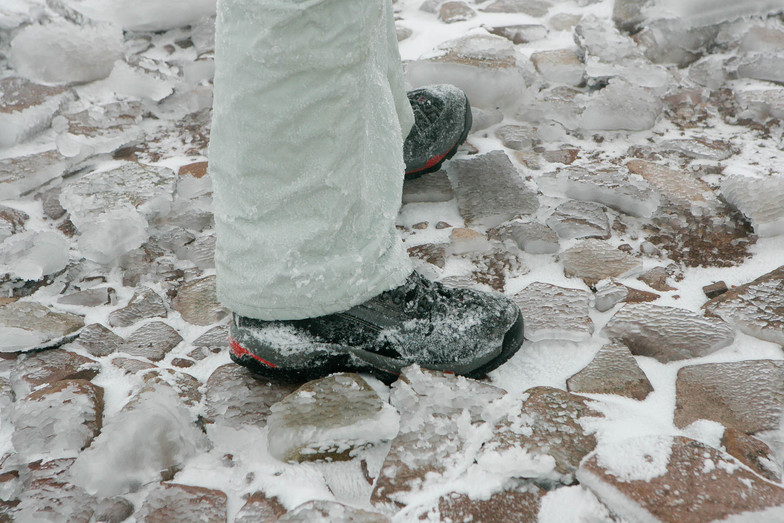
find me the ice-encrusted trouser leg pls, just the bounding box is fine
[209,0,415,320]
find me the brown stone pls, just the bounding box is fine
[512,283,593,342]
[137,483,227,523]
[111,357,157,374]
[234,492,286,523]
[675,360,784,434]
[435,486,545,523]
[542,148,579,164]
[622,285,660,304]
[172,276,228,327]
[11,349,99,397]
[407,243,447,269]
[121,321,182,362]
[412,221,428,230]
[578,436,784,523]
[722,428,782,482]
[0,301,84,353]
[193,324,229,350]
[108,289,167,328]
[438,1,475,23]
[279,500,389,522]
[171,358,194,368]
[637,266,676,291]
[567,342,653,400]
[12,458,97,523]
[562,239,642,285]
[72,323,123,357]
[703,280,728,299]
[626,160,713,209]
[178,161,208,178]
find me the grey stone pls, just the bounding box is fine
[438,1,475,23]
[546,200,610,240]
[494,125,539,150]
[192,325,229,350]
[10,349,100,398]
[612,0,647,32]
[634,19,718,67]
[449,150,539,227]
[121,322,182,362]
[402,170,454,204]
[172,276,227,327]
[0,301,84,353]
[561,239,643,284]
[594,283,629,312]
[512,283,593,342]
[108,289,167,328]
[659,138,734,160]
[603,303,735,363]
[735,88,784,122]
[91,497,134,523]
[58,287,116,307]
[567,342,653,400]
[178,234,215,270]
[737,53,784,85]
[72,323,123,357]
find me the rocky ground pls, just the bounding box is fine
[2,0,784,521]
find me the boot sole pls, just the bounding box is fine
[230,310,524,384]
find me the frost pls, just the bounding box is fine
[512,283,594,342]
[595,436,673,482]
[0,231,69,281]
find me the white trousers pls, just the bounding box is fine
[209,0,414,320]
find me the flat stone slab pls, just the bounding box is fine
[659,138,734,160]
[531,49,585,86]
[675,360,784,434]
[172,275,227,327]
[488,24,548,44]
[449,150,539,227]
[11,349,100,398]
[578,436,784,523]
[722,428,782,483]
[546,200,610,240]
[266,373,399,462]
[0,302,84,353]
[494,125,539,150]
[493,221,559,254]
[567,342,653,400]
[234,492,286,523]
[72,323,124,357]
[512,283,594,342]
[0,77,71,150]
[280,500,389,523]
[137,483,227,523]
[602,303,735,362]
[121,321,182,362]
[703,265,784,344]
[721,175,784,237]
[108,289,167,328]
[433,486,545,522]
[562,239,643,284]
[626,160,715,211]
[481,0,551,16]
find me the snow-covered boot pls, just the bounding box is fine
[229,272,523,383]
[404,85,472,179]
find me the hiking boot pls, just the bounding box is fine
[229,272,523,383]
[404,84,472,179]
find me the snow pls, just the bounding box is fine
[65,0,217,32]
[76,206,149,264]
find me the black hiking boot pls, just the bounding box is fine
[229,272,523,383]
[404,84,472,179]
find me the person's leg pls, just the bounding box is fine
[210,0,412,321]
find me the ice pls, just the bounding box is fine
[0,150,70,199]
[735,88,784,122]
[493,221,560,254]
[0,302,84,353]
[67,0,217,31]
[530,50,585,86]
[512,283,594,342]
[53,102,144,160]
[562,240,644,284]
[580,79,663,131]
[546,200,610,240]
[487,24,549,44]
[406,34,533,110]
[69,383,208,497]
[76,206,149,264]
[191,15,216,55]
[737,54,784,85]
[688,55,728,89]
[0,77,73,148]
[633,19,719,67]
[9,21,123,85]
[645,0,784,28]
[0,230,69,281]
[401,170,454,204]
[99,61,175,102]
[538,485,615,523]
[721,175,784,237]
[494,124,539,150]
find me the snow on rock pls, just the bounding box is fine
[430,486,545,523]
[449,150,539,227]
[721,175,784,238]
[98,61,175,102]
[0,230,69,281]
[67,0,216,31]
[658,138,734,161]
[675,360,784,434]
[91,496,135,523]
[735,88,784,122]
[487,24,549,45]
[645,0,784,28]
[53,102,144,160]
[626,160,717,213]
[10,459,98,523]
[203,364,297,428]
[9,21,122,85]
[266,373,399,463]
[530,49,585,86]
[577,435,784,523]
[402,170,454,204]
[566,342,653,400]
[480,0,550,16]
[121,321,182,362]
[58,286,116,307]
[69,383,208,497]
[0,77,72,148]
[279,500,390,523]
[11,379,103,461]
[546,200,610,240]
[704,265,784,344]
[438,1,475,24]
[107,288,167,328]
[0,205,27,243]
[580,79,663,131]
[10,348,99,398]
[70,323,123,357]
[491,221,560,255]
[602,303,735,363]
[136,483,227,522]
[537,485,615,523]
[234,492,287,523]
[561,239,643,284]
[633,18,718,67]
[737,54,784,85]
[722,428,783,483]
[74,206,150,264]
[0,302,84,353]
[511,283,594,342]
[495,125,539,151]
[538,166,660,218]
[0,151,71,202]
[405,34,533,110]
[172,275,227,327]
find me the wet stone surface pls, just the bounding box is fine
[71,323,124,357]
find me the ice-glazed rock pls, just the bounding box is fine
[675,360,784,433]
[0,302,84,353]
[0,206,27,243]
[593,282,629,312]
[234,492,287,523]
[494,125,539,150]
[0,231,69,281]
[580,79,663,131]
[9,21,123,85]
[172,276,227,327]
[561,240,643,284]
[612,0,647,31]
[735,88,784,122]
[91,496,135,523]
[121,321,182,362]
[12,379,103,461]
[193,324,229,351]
[721,175,784,237]
[98,61,174,103]
[659,138,734,160]
[512,283,593,342]
[177,234,215,270]
[279,500,389,523]
[71,323,124,357]
[204,364,297,428]
[721,428,782,483]
[432,487,544,523]
[10,349,99,398]
[0,78,72,148]
[542,147,579,165]
[0,150,70,201]
[546,200,610,240]
[566,342,653,400]
[449,150,539,227]
[112,357,157,375]
[438,1,474,23]
[68,0,216,31]
[688,55,728,89]
[577,436,784,523]
[530,50,585,86]
[704,265,784,344]
[53,102,144,160]
[737,55,784,85]
[488,24,548,44]
[108,289,168,328]
[603,303,735,363]
[406,34,531,110]
[266,374,399,463]
[12,459,98,523]
[633,19,718,67]
[480,0,551,16]
[402,170,454,204]
[136,483,227,522]
[58,286,116,307]
[645,0,784,28]
[372,366,507,508]
[77,206,150,264]
[538,166,660,218]
[739,21,784,53]
[626,160,716,212]
[70,383,208,497]
[494,221,559,254]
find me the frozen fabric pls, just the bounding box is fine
[210,0,414,320]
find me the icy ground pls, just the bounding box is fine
[2,0,784,521]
